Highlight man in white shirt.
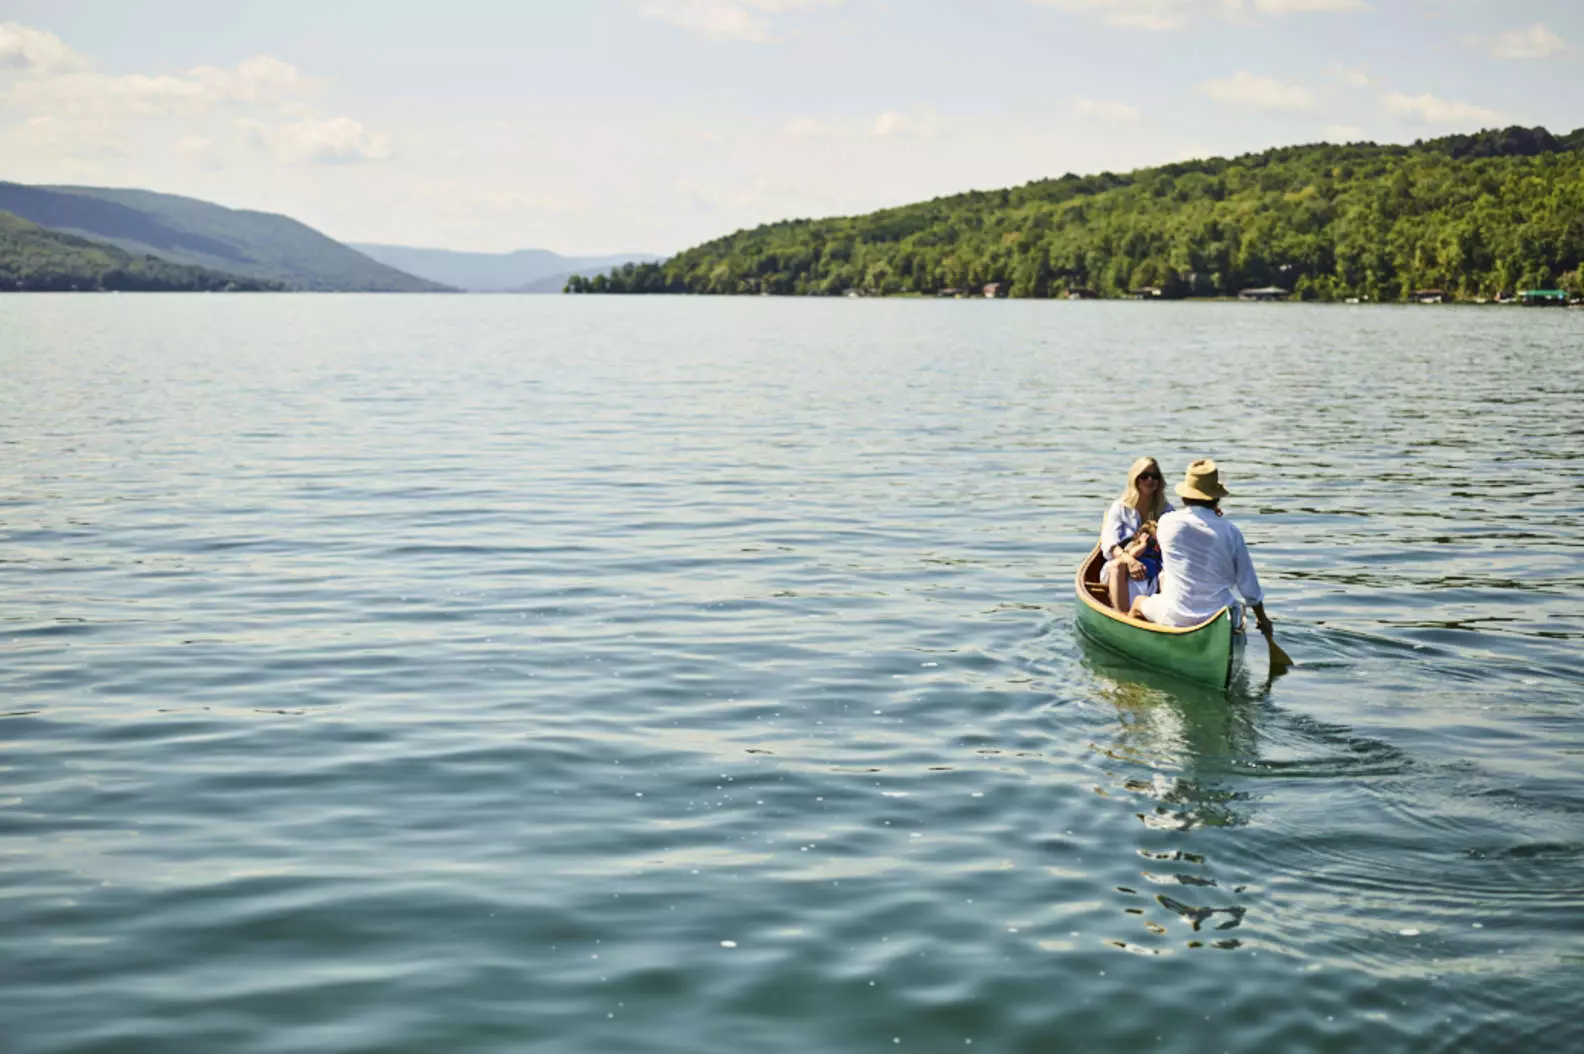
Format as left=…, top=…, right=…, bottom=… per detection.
left=1131, top=459, right=1274, bottom=638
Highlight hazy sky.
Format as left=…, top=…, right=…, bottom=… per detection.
left=1, top=1, right=1579, bottom=254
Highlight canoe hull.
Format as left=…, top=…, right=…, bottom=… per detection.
left=1073, top=547, right=1238, bottom=688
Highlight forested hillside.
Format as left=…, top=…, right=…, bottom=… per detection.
left=567, top=126, right=1584, bottom=301
left=0, top=212, right=281, bottom=292
left=0, top=183, right=447, bottom=292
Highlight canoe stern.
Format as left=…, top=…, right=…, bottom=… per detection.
left=1073, top=548, right=1237, bottom=687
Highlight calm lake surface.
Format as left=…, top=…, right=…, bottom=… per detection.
left=2, top=295, right=1581, bottom=1054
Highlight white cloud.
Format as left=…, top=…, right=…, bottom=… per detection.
left=7, top=113, right=125, bottom=157
left=1032, top=0, right=1365, bottom=31
left=1072, top=96, right=1142, bottom=123
left=781, top=115, right=841, bottom=137
left=196, top=55, right=304, bottom=102
left=872, top=107, right=943, bottom=138
left=1489, top=23, right=1565, bottom=60
left=1323, top=63, right=1369, bottom=87
left=1198, top=71, right=1318, bottom=112
left=1382, top=92, right=1503, bottom=127
left=640, top=0, right=842, bottom=43
left=0, top=22, right=89, bottom=74
left=872, top=109, right=906, bottom=136
left=780, top=106, right=945, bottom=139
left=174, top=134, right=225, bottom=169
left=779, top=116, right=826, bottom=137
left=0, top=23, right=391, bottom=175
left=3, top=52, right=309, bottom=119
left=1250, top=0, right=1366, bottom=12
left=242, top=117, right=393, bottom=164
left=1, top=18, right=315, bottom=148
left=1033, top=0, right=1194, bottom=31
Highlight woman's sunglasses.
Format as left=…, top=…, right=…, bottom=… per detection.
left=1137, top=472, right=1162, bottom=482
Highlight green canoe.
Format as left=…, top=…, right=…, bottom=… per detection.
left=1073, top=546, right=1241, bottom=688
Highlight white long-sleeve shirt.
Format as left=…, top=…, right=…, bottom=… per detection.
left=1099, top=498, right=1172, bottom=559
left=1146, top=506, right=1264, bottom=628
left=1098, top=498, right=1173, bottom=603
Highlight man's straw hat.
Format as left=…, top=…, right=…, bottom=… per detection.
left=1176, top=458, right=1230, bottom=501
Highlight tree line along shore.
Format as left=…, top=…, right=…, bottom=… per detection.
left=0, top=212, right=283, bottom=293
left=565, top=126, right=1584, bottom=303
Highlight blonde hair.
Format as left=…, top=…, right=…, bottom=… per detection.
left=1119, top=456, right=1168, bottom=524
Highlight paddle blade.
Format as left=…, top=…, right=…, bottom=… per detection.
left=1266, top=634, right=1294, bottom=673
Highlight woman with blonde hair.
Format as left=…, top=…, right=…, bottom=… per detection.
left=1099, top=457, right=1172, bottom=612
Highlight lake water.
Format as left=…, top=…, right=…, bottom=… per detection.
left=2, top=295, right=1581, bottom=1054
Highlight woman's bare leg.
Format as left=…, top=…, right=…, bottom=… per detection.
left=1108, top=569, right=1129, bottom=612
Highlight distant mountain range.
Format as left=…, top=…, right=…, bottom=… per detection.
left=348, top=243, right=662, bottom=292
left=0, top=182, right=447, bottom=292
left=0, top=178, right=661, bottom=293
left=1, top=211, right=283, bottom=292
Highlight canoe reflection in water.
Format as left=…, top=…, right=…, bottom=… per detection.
left=1078, top=640, right=1262, bottom=952
left=1081, top=641, right=1262, bottom=828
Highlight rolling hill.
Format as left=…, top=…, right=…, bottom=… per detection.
left=0, top=183, right=447, bottom=292
left=568, top=125, right=1584, bottom=301
left=349, top=243, right=661, bottom=292
left=0, top=211, right=281, bottom=292
left=509, top=269, right=602, bottom=294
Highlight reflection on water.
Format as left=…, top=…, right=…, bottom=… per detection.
left=1079, top=642, right=1260, bottom=954
left=1083, top=639, right=1265, bottom=767
left=2, top=296, right=1581, bottom=1054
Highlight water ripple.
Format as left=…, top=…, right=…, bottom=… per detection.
left=1, top=296, right=1580, bottom=1053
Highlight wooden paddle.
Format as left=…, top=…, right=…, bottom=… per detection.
left=1251, top=605, right=1293, bottom=674
left=1263, top=627, right=1294, bottom=674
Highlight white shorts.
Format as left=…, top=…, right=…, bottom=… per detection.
left=1133, top=591, right=1171, bottom=623
left=1134, top=592, right=1244, bottom=629
left=1100, top=559, right=1159, bottom=605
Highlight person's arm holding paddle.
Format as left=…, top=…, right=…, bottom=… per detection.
left=1232, top=527, right=1292, bottom=670
left=1229, top=522, right=1267, bottom=625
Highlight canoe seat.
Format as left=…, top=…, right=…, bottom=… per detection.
left=1086, top=582, right=1109, bottom=602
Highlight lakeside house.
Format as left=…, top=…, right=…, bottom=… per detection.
left=1238, top=286, right=1289, bottom=301
left=1517, top=288, right=1568, bottom=307
left=983, top=282, right=1003, bottom=298
left=1410, top=289, right=1449, bottom=303
left=1130, top=286, right=1164, bottom=300
left=1065, top=287, right=1098, bottom=300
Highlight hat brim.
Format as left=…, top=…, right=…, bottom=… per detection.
left=1176, top=480, right=1229, bottom=500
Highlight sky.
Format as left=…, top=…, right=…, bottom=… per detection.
left=1, top=1, right=1579, bottom=255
